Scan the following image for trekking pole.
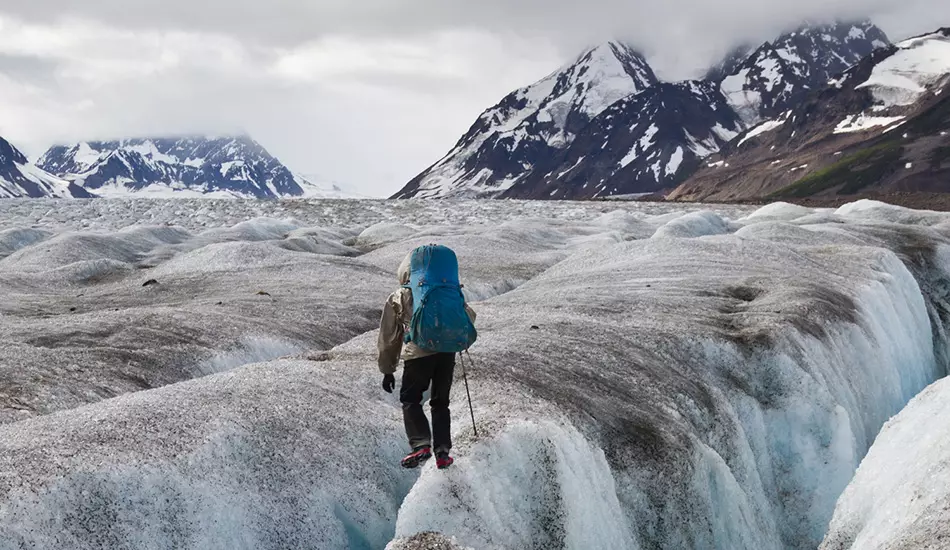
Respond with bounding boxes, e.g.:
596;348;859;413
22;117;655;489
459;351;478;438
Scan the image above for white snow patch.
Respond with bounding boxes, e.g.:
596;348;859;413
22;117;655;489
70;143;105;170
721;72;764;125
557;156;585;179
758;57;783;92
686;132;721;158
776;48;804;65
711;124;740;142
738;118;786;147
638;124;659;153
219;161;245;177
127;141;178;165
858;34;950;107
665;147;684;177
834;114;906;134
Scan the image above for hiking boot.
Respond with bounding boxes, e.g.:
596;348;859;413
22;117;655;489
436;452;454;470
401;447;432;469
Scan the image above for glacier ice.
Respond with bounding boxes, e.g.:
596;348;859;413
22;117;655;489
821;377;950;549
0;198;947;549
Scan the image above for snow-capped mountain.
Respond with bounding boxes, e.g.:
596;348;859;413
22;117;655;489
671;28;950;202
38;136;313;199
0;136;91;199
504;81;743;199
395;20;894;201
393;42;658;198
718;20;890;124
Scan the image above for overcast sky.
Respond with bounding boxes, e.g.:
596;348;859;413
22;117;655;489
0;1;947;197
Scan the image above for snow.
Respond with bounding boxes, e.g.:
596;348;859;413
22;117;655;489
776;48;804;64
686;131;721;157
758;57;782;92
665;147;684;176
71;142;105;170
738;118;786;147
219;160;244;177
858;33;950;107
721;69;764;124
127;140;179;165
619;124;659;169
638;124;659;152
711;123;740;142
556;156;585;179
833;114;906;134
571;43;652;118
0;199;948;549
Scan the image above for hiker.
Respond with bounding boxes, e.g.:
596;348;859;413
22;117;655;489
377;244;477;470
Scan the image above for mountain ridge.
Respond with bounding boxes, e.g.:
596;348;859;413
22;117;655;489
670;28;950;202
393;19;893;200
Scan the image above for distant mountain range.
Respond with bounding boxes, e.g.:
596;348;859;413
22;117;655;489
0;135;355;199
392;20;949;202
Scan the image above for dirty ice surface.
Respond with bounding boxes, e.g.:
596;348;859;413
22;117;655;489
0;198;949;550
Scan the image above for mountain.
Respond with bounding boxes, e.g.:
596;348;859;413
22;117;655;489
0;136;91;199
718;20;890;124
394;20;892;201
38;136;313;199
501;81;743;199
670;28;950;202
392;41;659;199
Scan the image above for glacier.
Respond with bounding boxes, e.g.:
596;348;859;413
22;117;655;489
821;377;950;549
0;198;947;549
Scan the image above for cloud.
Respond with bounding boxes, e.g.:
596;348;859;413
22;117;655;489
0;1;948;196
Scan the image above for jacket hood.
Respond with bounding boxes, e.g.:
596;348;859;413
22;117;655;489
397;252;412;285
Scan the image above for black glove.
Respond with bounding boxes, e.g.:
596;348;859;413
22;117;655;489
382;374;396;394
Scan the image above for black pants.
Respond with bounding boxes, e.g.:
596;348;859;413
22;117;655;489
400;353;455;454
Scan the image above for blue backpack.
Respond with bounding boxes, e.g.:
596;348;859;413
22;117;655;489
403;244;477;353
